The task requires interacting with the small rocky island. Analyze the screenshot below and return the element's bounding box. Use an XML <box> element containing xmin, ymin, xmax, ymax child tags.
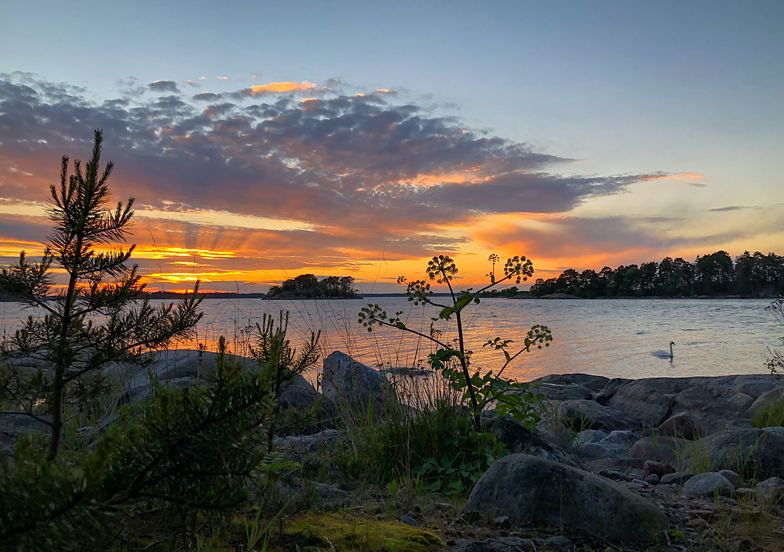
<box><xmin>265</xmin><ymin>274</ymin><xmax>360</xmax><ymax>299</ymax></box>
<box><xmin>4</xmin><ymin>350</ymin><xmax>782</xmax><ymax>550</ymax></box>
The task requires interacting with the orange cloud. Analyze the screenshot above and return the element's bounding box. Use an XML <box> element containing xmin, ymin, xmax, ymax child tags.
<box><xmin>249</xmin><ymin>81</ymin><xmax>315</xmax><ymax>95</ymax></box>
<box><xmin>640</xmin><ymin>171</ymin><xmax>705</xmax><ymax>183</ymax></box>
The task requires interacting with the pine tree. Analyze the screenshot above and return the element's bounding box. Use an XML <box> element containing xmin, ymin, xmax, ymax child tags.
<box><xmin>0</xmin><ymin>129</ymin><xmax>202</xmax><ymax>461</ymax></box>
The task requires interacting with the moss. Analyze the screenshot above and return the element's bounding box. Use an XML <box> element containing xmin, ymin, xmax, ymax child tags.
<box><xmin>280</xmin><ymin>512</ymin><xmax>443</xmax><ymax>551</ymax></box>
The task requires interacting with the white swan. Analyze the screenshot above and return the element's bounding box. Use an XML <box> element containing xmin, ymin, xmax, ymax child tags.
<box><xmin>652</xmin><ymin>341</ymin><xmax>675</xmax><ymax>360</ymax></box>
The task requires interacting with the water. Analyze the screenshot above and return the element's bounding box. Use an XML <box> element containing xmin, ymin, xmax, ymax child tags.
<box><xmin>0</xmin><ymin>298</ymin><xmax>780</xmax><ymax>381</ymax></box>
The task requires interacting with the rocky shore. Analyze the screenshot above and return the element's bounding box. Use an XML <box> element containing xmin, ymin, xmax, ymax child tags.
<box><xmin>2</xmin><ymin>350</ymin><xmax>783</xmax><ymax>550</ymax></box>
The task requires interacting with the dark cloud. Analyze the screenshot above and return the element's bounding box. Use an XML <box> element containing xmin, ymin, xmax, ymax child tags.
<box><xmin>0</xmin><ymin>74</ymin><xmax>670</xmax><ymax>252</ymax></box>
<box><xmin>476</xmin><ymin>216</ymin><xmax>745</xmax><ymax>260</ymax></box>
<box><xmin>148</xmin><ymin>80</ymin><xmax>180</xmax><ymax>93</ymax></box>
<box><xmin>708</xmin><ymin>205</ymin><xmax>748</xmax><ymax>212</ymax></box>
<box><xmin>193</xmin><ymin>92</ymin><xmax>222</xmax><ymax>102</ymax></box>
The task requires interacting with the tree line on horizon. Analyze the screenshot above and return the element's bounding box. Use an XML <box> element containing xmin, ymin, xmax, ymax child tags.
<box><xmin>265</xmin><ymin>273</ymin><xmax>358</xmax><ymax>299</ymax></box>
<box><xmin>529</xmin><ymin>250</ymin><xmax>784</xmax><ymax>298</ymax></box>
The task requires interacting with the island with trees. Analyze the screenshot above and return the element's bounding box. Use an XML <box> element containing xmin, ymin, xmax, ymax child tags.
<box><xmin>265</xmin><ymin>274</ymin><xmax>360</xmax><ymax>299</ymax></box>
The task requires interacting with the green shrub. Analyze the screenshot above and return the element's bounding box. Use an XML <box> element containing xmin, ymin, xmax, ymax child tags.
<box><xmin>0</xmin><ymin>345</ymin><xmax>280</xmax><ymax>550</ymax></box>
<box><xmin>753</xmin><ymin>399</ymin><xmax>784</xmax><ymax>428</ymax></box>
<box><xmin>339</xmin><ymin>400</ymin><xmax>506</xmax><ymax>496</ymax></box>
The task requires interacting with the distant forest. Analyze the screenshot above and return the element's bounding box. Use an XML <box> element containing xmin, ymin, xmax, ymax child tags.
<box><xmin>265</xmin><ymin>274</ymin><xmax>359</xmax><ymax>299</ymax></box>
<box><xmin>530</xmin><ymin>250</ymin><xmax>784</xmax><ymax>298</ymax></box>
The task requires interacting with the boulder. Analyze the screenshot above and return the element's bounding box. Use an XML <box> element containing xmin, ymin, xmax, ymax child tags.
<box><xmin>718</xmin><ymin>469</ymin><xmax>742</xmax><ymax>488</ymax></box>
<box><xmin>272</xmin><ymin>429</ymin><xmax>340</xmax><ymax>463</ymax></box>
<box><xmin>599</xmin><ymin>375</ymin><xmax>780</xmax><ymax>435</ymax></box>
<box><xmin>658</xmin><ymin>412</ymin><xmax>702</xmax><ymax>440</ymax></box>
<box><xmin>574</xmin><ymin>429</ymin><xmax>607</xmax><ymax>447</ymax></box>
<box><xmin>556</xmin><ymin>400</ymin><xmax>634</xmax><ymax>431</ymax></box>
<box><xmin>683</xmin><ymin>472</ymin><xmax>734</xmax><ymax>498</ymax></box>
<box><xmin>536</xmin><ymin>382</ymin><xmax>593</xmax><ymax>401</ymax></box>
<box><xmin>661</xmin><ymin>471</ymin><xmax>694</xmax><ymax>485</ymax></box>
<box><xmin>464</xmin><ymin>454</ymin><xmax>668</xmax><ymax>544</ymax></box>
<box><xmin>275</xmin><ymin>375</ymin><xmax>338</xmax><ymax>434</ymax></box>
<box><xmin>693</xmin><ymin>428</ymin><xmax>784</xmax><ymax>479</ymax></box>
<box><xmin>481</xmin><ymin>412</ymin><xmax>577</xmax><ymax>466</ymax></box>
<box><xmin>576</xmin><ymin>430</ymin><xmax>638</xmax><ymax>459</ymax></box>
<box><xmin>0</xmin><ymin>413</ymin><xmax>50</xmax><ymax>453</ymax></box>
<box><xmin>644</xmin><ymin>460</ymin><xmax>676</xmax><ymax>478</ymax></box>
<box><xmin>630</xmin><ymin>435</ymin><xmax>688</xmax><ymax>466</ymax></box>
<box><xmin>585</xmin><ymin>457</ymin><xmax>646</xmax><ymax>476</ymax></box>
<box><xmin>604</xmin><ymin>378</ymin><xmax>681</xmax><ymax>427</ymax></box>
<box><xmin>321</xmin><ymin>351</ymin><xmax>392</xmax><ymax>409</ymax></box>
<box><xmin>535</xmin><ymin>373</ymin><xmax>610</xmax><ymax>393</ymax></box>
<box><xmin>645</xmin><ymin>474</ymin><xmax>660</xmax><ymax>485</ymax></box>
<box><xmin>755</xmin><ymin>477</ymin><xmax>784</xmax><ymax>505</ymax></box>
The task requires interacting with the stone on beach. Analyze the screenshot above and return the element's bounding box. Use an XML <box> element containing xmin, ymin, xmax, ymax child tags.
<box><xmin>683</xmin><ymin>472</ymin><xmax>735</xmax><ymax>497</ymax></box>
<box><xmin>464</xmin><ymin>454</ymin><xmax>668</xmax><ymax>544</ymax></box>
<box><xmin>321</xmin><ymin>351</ymin><xmax>393</xmax><ymax>409</ymax></box>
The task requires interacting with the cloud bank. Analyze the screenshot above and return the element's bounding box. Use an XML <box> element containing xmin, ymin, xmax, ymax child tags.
<box><xmin>0</xmin><ymin>71</ymin><xmax>724</xmax><ymax>289</ymax></box>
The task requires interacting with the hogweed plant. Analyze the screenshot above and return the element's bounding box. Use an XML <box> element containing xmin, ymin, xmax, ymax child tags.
<box><xmin>358</xmin><ymin>254</ymin><xmax>552</xmax><ymax>432</ymax></box>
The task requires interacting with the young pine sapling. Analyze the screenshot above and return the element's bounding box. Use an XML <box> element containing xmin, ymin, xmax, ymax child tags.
<box><xmin>0</xmin><ymin>129</ymin><xmax>202</xmax><ymax>461</ymax></box>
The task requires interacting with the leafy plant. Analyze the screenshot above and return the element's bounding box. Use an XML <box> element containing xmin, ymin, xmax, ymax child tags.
<box><xmin>0</xmin><ymin>129</ymin><xmax>202</xmax><ymax>460</ymax></box>
<box><xmin>358</xmin><ymin>254</ymin><xmax>552</xmax><ymax>431</ymax></box>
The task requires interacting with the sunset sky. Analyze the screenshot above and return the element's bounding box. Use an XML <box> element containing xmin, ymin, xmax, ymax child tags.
<box><xmin>1</xmin><ymin>0</ymin><xmax>782</xmax><ymax>292</ymax></box>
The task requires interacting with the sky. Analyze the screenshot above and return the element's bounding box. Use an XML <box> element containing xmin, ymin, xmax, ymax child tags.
<box><xmin>0</xmin><ymin>0</ymin><xmax>782</xmax><ymax>292</ymax></box>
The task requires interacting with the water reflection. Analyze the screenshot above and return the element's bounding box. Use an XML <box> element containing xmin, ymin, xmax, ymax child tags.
<box><xmin>0</xmin><ymin>298</ymin><xmax>778</xmax><ymax>381</ymax></box>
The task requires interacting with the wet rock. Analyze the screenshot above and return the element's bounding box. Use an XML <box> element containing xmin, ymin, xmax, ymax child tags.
<box><xmin>645</xmin><ymin>473</ymin><xmax>660</xmax><ymax>485</ymax></box>
<box><xmin>683</xmin><ymin>472</ymin><xmax>734</xmax><ymax>498</ymax></box>
<box><xmin>465</xmin><ymin>454</ymin><xmax>668</xmax><ymax>544</ymax></box>
<box><xmin>658</xmin><ymin>412</ymin><xmax>703</xmax><ymax>440</ymax></box>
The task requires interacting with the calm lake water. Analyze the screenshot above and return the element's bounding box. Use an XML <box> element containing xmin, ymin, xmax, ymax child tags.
<box><xmin>0</xmin><ymin>298</ymin><xmax>780</xmax><ymax>381</ymax></box>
